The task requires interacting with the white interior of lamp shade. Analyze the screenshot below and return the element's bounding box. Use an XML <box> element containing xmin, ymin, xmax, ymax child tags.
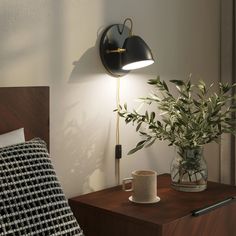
<box><xmin>122</xmin><ymin>60</ymin><xmax>154</xmax><ymax>70</ymax></box>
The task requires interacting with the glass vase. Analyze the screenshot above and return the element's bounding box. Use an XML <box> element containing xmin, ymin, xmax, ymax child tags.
<box><xmin>170</xmin><ymin>146</ymin><xmax>207</xmax><ymax>192</ymax></box>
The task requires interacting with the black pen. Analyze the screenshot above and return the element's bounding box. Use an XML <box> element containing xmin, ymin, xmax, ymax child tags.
<box><xmin>191</xmin><ymin>196</ymin><xmax>236</xmax><ymax>217</ymax></box>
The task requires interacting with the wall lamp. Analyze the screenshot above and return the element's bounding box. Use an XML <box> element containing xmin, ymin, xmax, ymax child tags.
<box><xmin>99</xmin><ymin>18</ymin><xmax>155</xmax><ymax>77</ymax></box>
<box><xmin>100</xmin><ymin>18</ymin><xmax>155</xmax><ymax>185</ymax></box>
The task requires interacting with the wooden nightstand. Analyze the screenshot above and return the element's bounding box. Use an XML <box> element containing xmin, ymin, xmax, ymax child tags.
<box><xmin>69</xmin><ymin>174</ymin><xmax>236</xmax><ymax>236</ymax></box>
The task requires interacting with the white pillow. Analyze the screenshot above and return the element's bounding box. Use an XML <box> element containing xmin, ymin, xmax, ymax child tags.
<box><xmin>0</xmin><ymin>128</ymin><xmax>25</xmax><ymax>148</ymax></box>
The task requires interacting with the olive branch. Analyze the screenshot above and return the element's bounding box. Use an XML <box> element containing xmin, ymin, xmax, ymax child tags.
<box><xmin>117</xmin><ymin>76</ymin><xmax>236</xmax><ymax>155</ymax></box>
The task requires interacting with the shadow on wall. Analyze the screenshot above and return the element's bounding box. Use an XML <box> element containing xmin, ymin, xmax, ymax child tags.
<box><xmin>50</xmin><ymin>18</ymin><xmax>120</xmax><ymax>197</ymax></box>
<box><xmin>68</xmin><ymin>25</ymin><xmax>107</xmax><ymax>83</ymax></box>
<box><xmin>59</xmin><ymin>117</ymin><xmax>111</xmax><ymax>194</ymax></box>
<box><xmin>51</xmin><ymin>91</ymin><xmax>115</xmax><ymax>196</ymax></box>
<box><xmin>69</xmin><ymin>46</ymin><xmax>105</xmax><ymax>83</ymax></box>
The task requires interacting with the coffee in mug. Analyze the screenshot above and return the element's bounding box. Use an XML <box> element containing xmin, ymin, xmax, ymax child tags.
<box><xmin>122</xmin><ymin>170</ymin><xmax>160</xmax><ymax>203</ymax></box>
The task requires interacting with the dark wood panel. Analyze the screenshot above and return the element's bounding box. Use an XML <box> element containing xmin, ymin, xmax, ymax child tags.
<box><xmin>0</xmin><ymin>86</ymin><xmax>49</xmax><ymax>149</ymax></box>
<box><xmin>70</xmin><ymin>202</ymin><xmax>161</xmax><ymax>236</ymax></box>
<box><xmin>162</xmin><ymin>202</ymin><xmax>236</xmax><ymax>236</ymax></box>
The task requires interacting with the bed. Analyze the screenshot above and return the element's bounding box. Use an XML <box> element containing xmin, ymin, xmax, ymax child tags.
<box><xmin>0</xmin><ymin>87</ymin><xmax>83</xmax><ymax>236</ymax></box>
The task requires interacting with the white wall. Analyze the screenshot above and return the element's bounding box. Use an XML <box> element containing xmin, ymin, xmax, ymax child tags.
<box><xmin>0</xmin><ymin>0</ymin><xmax>220</xmax><ymax>198</ymax></box>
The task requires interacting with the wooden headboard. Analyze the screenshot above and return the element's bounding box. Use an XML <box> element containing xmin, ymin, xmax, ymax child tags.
<box><xmin>0</xmin><ymin>86</ymin><xmax>49</xmax><ymax>148</ymax></box>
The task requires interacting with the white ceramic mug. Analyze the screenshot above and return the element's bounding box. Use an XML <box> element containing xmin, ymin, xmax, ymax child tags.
<box><xmin>122</xmin><ymin>170</ymin><xmax>159</xmax><ymax>203</ymax></box>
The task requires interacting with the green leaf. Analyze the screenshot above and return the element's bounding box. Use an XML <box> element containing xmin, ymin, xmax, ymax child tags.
<box><xmin>149</xmin><ymin>125</ymin><xmax>157</xmax><ymax>129</ymax></box>
<box><xmin>150</xmin><ymin>112</ymin><xmax>155</xmax><ymax>121</ymax></box>
<box><xmin>128</xmin><ymin>140</ymin><xmax>146</xmax><ymax>155</ymax></box>
<box><xmin>139</xmin><ymin>131</ymin><xmax>147</xmax><ymax>136</ymax></box>
<box><xmin>128</xmin><ymin>145</ymin><xmax>144</xmax><ymax>155</ymax></box>
<box><xmin>148</xmin><ymin>79</ymin><xmax>157</xmax><ymax>85</ymax></box>
<box><xmin>170</xmin><ymin>80</ymin><xmax>185</xmax><ymax>86</ymax></box>
<box><xmin>163</xmin><ymin>80</ymin><xmax>169</xmax><ymax>92</ymax></box>
<box><xmin>136</xmin><ymin>140</ymin><xmax>146</xmax><ymax>147</ymax></box>
<box><xmin>118</xmin><ymin>112</ymin><xmax>125</xmax><ymax>117</ymax></box>
<box><xmin>136</xmin><ymin>122</ymin><xmax>142</xmax><ymax>131</ymax></box>
<box><xmin>145</xmin><ymin>138</ymin><xmax>156</xmax><ymax>148</ymax></box>
<box><xmin>193</xmin><ymin>99</ymin><xmax>201</xmax><ymax>106</ymax></box>
<box><xmin>198</xmin><ymin>80</ymin><xmax>206</xmax><ymax>95</ymax></box>
<box><xmin>148</xmin><ymin>76</ymin><xmax>160</xmax><ymax>85</ymax></box>
<box><xmin>145</xmin><ymin>111</ymin><xmax>149</xmax><ymax>121</ymax></box>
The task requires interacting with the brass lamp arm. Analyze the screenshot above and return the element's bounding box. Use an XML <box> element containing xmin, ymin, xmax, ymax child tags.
<box><xmin>106</xmin><ymin>48</ymin><xmax>126</xmax><ymax>54</ymax></box>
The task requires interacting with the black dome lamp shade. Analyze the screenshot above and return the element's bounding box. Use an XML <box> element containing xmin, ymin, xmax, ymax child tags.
<box><xmin>99</xmin><ymin>18</ymin><xmax>154</xmax><ymax>77</ymax></box>
<box><xmin>122</xmin><ymin>35</ymin><xmax>154</xmax><ymax>70</ymax></box>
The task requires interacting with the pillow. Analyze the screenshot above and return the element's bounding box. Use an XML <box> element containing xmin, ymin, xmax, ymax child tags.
<box><xmin>0</xmin><ymin>128</ymin><xmax>25</xmax><ymax>148</ymax></box>
<box><xmin>0</xmin><ymin>138</ymin><xmax>84</xmax><ymax>236</ymax></box>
